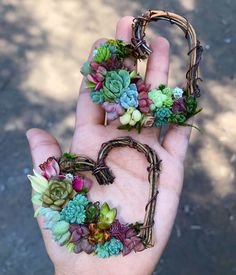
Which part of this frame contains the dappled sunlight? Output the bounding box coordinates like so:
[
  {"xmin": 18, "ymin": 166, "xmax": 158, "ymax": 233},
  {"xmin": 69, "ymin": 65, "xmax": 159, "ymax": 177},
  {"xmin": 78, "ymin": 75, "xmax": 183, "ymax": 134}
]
[
  {"xmin": 21, "ymin": 51, "xmax": 83, "ymax": 100},
  {"xmin": 190, "ymin": 78, "xmax": 236, "ymax": 198},
  {"xmin": 199, "ymin": 140, "xmax": 235, "ymax": 197},
  {"xmin": 180, "ymin": 0, "xmax": 196, "ymax": 11},
  {"xmin": 16, "ymin": 0, "xmax": 123, "ymax": 101}
]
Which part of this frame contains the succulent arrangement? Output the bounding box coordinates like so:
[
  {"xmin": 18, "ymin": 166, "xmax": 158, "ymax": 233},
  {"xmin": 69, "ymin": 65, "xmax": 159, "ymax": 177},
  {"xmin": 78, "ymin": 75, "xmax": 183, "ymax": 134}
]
[
  {"xmin": 28, "ymin": 154, "xmax": 146, "ymax": 258},
  {"xmin": 28, "ymin": 9, "xmax": 203, "ymax": 261},
  {"xmin": 81, "ymin": 39, "xmax": 202, "ymax": 131}
]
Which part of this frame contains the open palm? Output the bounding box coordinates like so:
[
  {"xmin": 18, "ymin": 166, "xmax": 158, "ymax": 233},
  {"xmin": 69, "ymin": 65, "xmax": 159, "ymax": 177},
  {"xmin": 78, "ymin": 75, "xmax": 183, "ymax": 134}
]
[{"xmin": 27, "ymin": 17, "xmax": 192, "ymax": 275}]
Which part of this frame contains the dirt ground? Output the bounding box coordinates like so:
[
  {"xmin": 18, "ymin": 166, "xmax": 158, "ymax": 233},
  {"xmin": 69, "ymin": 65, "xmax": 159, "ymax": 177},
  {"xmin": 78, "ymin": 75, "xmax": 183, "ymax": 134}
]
[{"xmin": 0, "ymin": 0, "xmax": 235, "ymax": 274}]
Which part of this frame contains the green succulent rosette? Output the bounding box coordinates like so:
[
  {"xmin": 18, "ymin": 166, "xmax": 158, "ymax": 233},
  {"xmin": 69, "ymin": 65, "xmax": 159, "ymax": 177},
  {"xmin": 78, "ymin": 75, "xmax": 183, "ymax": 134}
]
[
  {"xmin": 102, "ymin": 70, "xmax": 130, "ymax": 101},
  {"xmin": 93, "ymin": 46, "xmax": 111, "ymax": 63},
  {"xmin": 42, "ymin": 178, "xmax": 75, "ymax": 211},
  {"xmin": 106, "ymin": 39, "xmax": 131, "ymax": 59}
]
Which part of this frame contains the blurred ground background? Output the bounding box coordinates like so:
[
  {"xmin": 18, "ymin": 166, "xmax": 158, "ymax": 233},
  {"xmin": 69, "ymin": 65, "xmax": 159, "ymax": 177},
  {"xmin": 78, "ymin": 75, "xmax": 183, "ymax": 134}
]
[{"xmin": 0, "ymin": 0, "xmax": 236, "ymax": 274}]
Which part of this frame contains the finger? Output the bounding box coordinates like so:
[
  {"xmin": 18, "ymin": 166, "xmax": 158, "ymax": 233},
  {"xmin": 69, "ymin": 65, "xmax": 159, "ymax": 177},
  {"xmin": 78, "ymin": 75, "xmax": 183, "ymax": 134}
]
[
  {"xmin": 26, "ymin": 128, "xmax": 61, "ymax": 169},
  {"xmin": 144, "ymin": 37, "xmax": 170, "ymax": 140},
  {"xmin": 145, "ymin": 36, "xmax": 170, "ymax": 88},
  {"xmin": 75, "ymin": 38, "xmax": 107, "ymax": 128},
  {"xmin": 115, "ymin": 16, "xmax": 136, "ymax": 71},
  {"xmin": 107, "ymin": 16, "xmax": 135, "ymax": 127},
  {"xmin": 162, "ymin": 118, "xmax": 193, "ymax": 162}
]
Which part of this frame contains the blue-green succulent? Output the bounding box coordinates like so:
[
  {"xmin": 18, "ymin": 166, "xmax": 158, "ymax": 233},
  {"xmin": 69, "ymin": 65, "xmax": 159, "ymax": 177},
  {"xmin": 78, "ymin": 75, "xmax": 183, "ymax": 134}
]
[
  {"xmin": 80, "ymin": 61, "xmax": 92, "ymax": 76},
  {"xmin": 90, "ymin": 90, "xmax": 105, "ymax": 104},
  {"xmin": 60, "ymin": 194, "xmax": 89, "ymax": 224},
  {"xmin": 40, "ymin": 207, "xmax": 61, "ymax": 229},
  {"xmin": 102, "ymin": 70, "xmax": 130, "ymax": 101},
  {"xmin": 96, "ymin": 238, "xmax": 123, "ymax": 258},
  {"xmin": 51, "ymin": 220, "xmax": 71, "ymax": 246},
  {"xmin": 154, "ymin": 107, "xmax": 173, "ymax": 128},
  {"xmin": 120, "ymin": 84, "xmax": 139, "ymax": 109},
  {"xmin": 40, "ymin": 208, "xmax": 71, "ymax": 246}
]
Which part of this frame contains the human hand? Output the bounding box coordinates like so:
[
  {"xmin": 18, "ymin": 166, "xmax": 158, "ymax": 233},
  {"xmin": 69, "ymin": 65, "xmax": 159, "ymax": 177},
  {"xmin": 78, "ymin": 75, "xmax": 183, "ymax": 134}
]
[{"xmin": 26, "ymin": 16, "xmax": 192, "ymax": 275}]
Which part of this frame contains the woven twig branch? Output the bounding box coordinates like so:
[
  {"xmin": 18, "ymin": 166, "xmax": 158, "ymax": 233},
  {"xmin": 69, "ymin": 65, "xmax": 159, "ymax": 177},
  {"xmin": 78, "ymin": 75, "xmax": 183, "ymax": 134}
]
[
  {"xmin": 131, "ymin": 10, "xmax": 203, "ymax": 98},
  {"xmin": 59, "ymin": 136, "xmax": 161, "ymax": 247}
]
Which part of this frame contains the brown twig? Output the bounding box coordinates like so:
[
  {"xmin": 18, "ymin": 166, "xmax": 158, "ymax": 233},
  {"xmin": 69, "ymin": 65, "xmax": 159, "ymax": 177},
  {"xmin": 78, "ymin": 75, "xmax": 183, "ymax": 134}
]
[{"xmin": 131, "ymin": 10, "xmax": 203, "ymax": 98}]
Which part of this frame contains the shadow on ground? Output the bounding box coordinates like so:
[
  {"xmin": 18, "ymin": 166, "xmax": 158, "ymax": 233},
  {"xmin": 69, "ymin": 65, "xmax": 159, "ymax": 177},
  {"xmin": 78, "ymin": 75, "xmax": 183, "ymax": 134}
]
[{"xmin": 0, "ymin": 0, "xmax": 235, "ymax": 274}]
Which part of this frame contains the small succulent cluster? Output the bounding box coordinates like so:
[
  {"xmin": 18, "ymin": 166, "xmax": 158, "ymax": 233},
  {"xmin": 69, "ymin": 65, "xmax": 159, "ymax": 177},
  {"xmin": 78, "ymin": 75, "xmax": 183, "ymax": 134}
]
[
  {"xmin": 28, "ymin": 154, "xmax": 146, "ymax": 258},
  {"xmin": 81, "ymin": 40, "xmax": 202, "ymax": 131}
]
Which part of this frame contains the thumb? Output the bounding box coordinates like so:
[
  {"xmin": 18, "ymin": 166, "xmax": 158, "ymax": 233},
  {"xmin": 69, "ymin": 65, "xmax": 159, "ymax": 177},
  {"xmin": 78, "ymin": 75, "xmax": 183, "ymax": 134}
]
[
  {"xmin": 26, "ymin": 128, "xmax": 61, "ymax": 169},
  {"xmin": 26, "ymin": 128, "xmax": 62, "ymax": 250}
]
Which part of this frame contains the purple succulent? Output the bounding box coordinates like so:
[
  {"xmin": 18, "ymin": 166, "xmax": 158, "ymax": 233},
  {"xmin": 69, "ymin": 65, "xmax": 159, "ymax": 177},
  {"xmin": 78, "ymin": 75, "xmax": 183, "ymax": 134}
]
[
  {"xmin": 102, "ymin": 102, "xmax": 125, "ymax": 121},
  {"xmin": 122, "ymin": 228, "xmax": 145, "ymax": 256},
  {"xmin": 110, "ymin": 220, "xmax": 129, "ymax": 242},
  {"xmin": 69, "ymin": 224, "xmax": 96, "ymax": 254},
  {"xmin": 74, "ymin": 238, "xmax": 96, "ymax": 254},
  {"xmin": 110, "ymin": 220, "xmax": 146, "ymax": 256},
  {"xmin": 172, "ymin": 97, "xmax": 187, "ymax": 113},
  {"xmin": 69, "ymin": 224, "xmax": 89, "ymax": 241}
]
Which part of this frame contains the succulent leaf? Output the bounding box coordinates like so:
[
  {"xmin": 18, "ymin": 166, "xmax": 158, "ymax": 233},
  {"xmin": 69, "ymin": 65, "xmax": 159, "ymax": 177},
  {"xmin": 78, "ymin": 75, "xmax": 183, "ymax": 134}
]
[
  {"xmin": 57, "ymin": 231, "xmax": 71, "ymax": 246},
  {"xmin": 98, "ymin": 203, "xmax": 117, "ymax": 230},
  {"xmin": 93, "ymin": 47, "xmax": 111, "ymax": 63},
  {"xmin": 66, "ymin": 242, "xmax": 76, "ymax": 253},
  {"xmin": 28, "ymin": 169, "xmax": 49, "ymax": 194}
]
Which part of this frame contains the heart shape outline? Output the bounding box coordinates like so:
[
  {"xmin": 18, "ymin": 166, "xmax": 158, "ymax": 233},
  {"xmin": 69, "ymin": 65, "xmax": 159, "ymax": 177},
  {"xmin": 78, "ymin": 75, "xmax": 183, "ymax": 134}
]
[{"xmin": 59, "ymin": 136, "xmax": 161, "ymax": 247}]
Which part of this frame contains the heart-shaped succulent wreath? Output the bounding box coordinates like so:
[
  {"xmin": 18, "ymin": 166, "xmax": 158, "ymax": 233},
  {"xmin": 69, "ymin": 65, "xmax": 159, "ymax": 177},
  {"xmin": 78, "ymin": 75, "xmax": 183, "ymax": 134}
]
[
  {"xmin": 81, "ymin": 10, "xmax": 203, "ymax": 131},
  {"xmin": 29, "ymin": 137, "xmax": 161, "ymax": 258},
  {"xmin": 29, "ymin": 10, "xmax": 203, "ymax": 258}
]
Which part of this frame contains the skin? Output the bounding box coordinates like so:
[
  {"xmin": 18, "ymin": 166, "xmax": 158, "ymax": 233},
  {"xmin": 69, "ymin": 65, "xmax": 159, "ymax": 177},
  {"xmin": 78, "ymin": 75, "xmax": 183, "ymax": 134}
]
[{"xmin": 26, "ymin": 17, "xmax": 193, "ymax": 275}]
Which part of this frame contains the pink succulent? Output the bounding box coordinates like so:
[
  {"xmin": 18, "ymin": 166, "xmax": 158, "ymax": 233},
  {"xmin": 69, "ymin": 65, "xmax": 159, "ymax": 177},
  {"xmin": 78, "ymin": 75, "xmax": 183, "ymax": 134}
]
[
  {"xmin": 135, "ymin": 79, "xmax": 152, "ymax": 113},
  {"xmin": 102, "ymin": 102, "xmax": 125, "ymax": 121},
  {"xmin": 136, "ymin": 78, "xmax": 151, "ymax": 94},
  {"xmin": 138, "ymin": 92, "xmax": 153, "ymax": 113},
  {"xmin": 39, "ymin": 157, "xmax": 60, "ymax": 179},
  {"xmin": 141, "ymin": 115, "xmax": 155, "ymax": 128},
  {"xmin": 90, "ymin": 61, "xmax": 99, "ymax": 70},
  {"xmin": 87, "ymin": 73, "xmax": 104, "ymax": 91},
  {"xmin": 87, "ymin": 64, "xmax": 107, "ymax": 91},
  {"xmin": 72, "ymin": 176, "xmax": 92, "ymax": 193}
]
